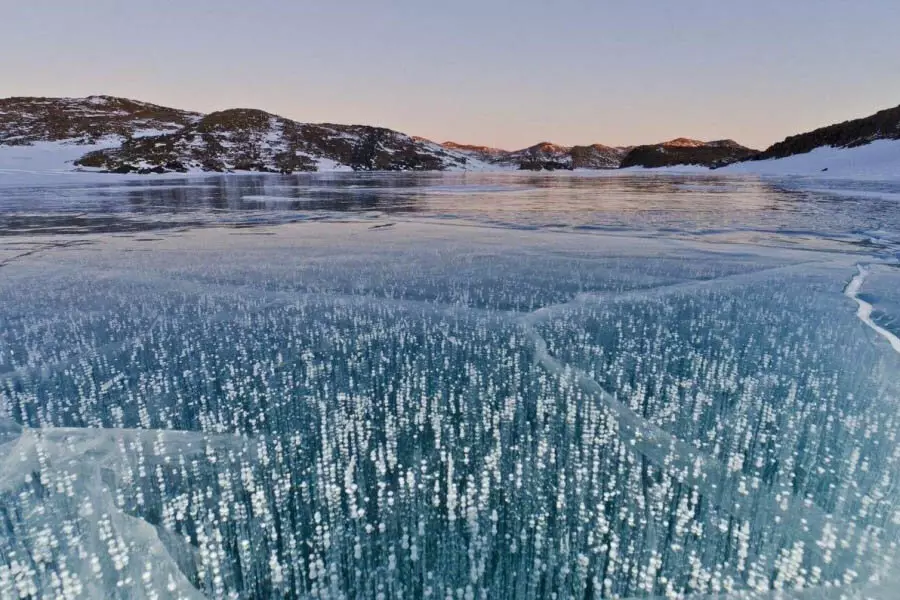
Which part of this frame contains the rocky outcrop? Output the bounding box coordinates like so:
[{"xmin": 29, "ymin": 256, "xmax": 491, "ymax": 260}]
[
  {"xmin": 74, "ymin": 108, "xmax": 479, "ymax": 174},
  {"xmin": 569, "ymin": 144, "xmax": 629, "ymax": 169},
  {"xmin": 504, "ymin": 142, "xmax": 574, "ymax": 170},
  {"xmin": 751, "ymin": 104, "xmax": 900, "ymax": 161},
  {"xmin": 0, "ymin": 96, "xmax": 201, "ymax": 146},
  {"xmin": 437, "ymin": 141, "xmax": 508, "ymax": 163},
  {"xmin": 620, "ymin": 139, "xmax": 757, "ymax": 168},
  {"xmin": 439, "ymin": 141, "xmax": 627, "ymax": 170}
]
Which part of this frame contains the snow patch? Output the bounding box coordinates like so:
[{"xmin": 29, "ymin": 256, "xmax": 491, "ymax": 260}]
[
  {"xmin": 722, "ymin": 139, "xmax": 900, "ymax": 179},
  {"xmin": 0, "ymin": 140, "xmax": 119, "ymax": 173},
  {"xmin": 315, "ymin": 157, "xmax": 354, "ymax": 172}
]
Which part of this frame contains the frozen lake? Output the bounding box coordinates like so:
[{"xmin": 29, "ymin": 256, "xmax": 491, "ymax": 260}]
[{"xmin": 1, "ymin": 172, "xmax": 899, "ymax": 599}]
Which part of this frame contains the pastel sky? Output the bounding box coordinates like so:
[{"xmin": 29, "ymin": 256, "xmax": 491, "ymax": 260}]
[{"xmin": 2, "ymin": 0, "xmax": 899, "ymax": 150}]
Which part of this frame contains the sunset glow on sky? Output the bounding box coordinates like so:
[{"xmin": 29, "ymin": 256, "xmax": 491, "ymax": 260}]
[{"xmin": 2, "ymin": 0, "xmax": 899, "ymax": 150}]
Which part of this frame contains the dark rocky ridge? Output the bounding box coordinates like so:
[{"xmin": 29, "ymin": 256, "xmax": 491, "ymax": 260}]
[
  {"xmin": 570, "ymin": 144, "xmax": 629, "ymax": 169},
  {"xmin": 506, "ymin": 142, "xmax": 576, "ymax": 171},
  {"xmin": 751, "ymin": 104, "xmax": 900, "ymax": 161},
  {"xmin": 620, "ymin": 139, "xmax": 758, "ymax": 169},
  {"xmin": 440, "ymin": 140, "xmax": 627, "ymax": 170},
  {"xmin": 8, "ymin": 94, "xmax": 895, "ymax": 173}
]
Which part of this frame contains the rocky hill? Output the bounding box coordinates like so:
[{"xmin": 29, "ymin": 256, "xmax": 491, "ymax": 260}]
[
  {"xmin": 2, "ymin": 94, "xmax": 776, "ymax": 174},
  {"xmin": 569, "ymin": 144, "xmax": 629, "ymax": 169},
  {"xmin": 76, "ymin": 108, "xmax": 481, "ymax": 174},
  {"xmin": 620, "ymin": 138, "xmax": 757, "ymax": 168},
  {"xmin": 503, "ymin": 142, "xmax": 575, "ymax": 170},
  {"xmin": 439, "ymin": 140, "xmax": 627, "ymax": 170},
  {"xmin": 435, "ymin": 141, "xmax": 508, "ymax": 163},
  {"xmin": 749, "ymin": 104, "xmax": 900, "ymax": 161},
  {"xmin": 0, "ymin": 96, "xmax": 486, "ymax": 173},
  {"xmin": 0, "ymin": 95, "xmax": 201, "ymax": 145}
]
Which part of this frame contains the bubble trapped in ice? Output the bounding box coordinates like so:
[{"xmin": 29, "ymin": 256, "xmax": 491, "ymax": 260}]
[{"xmin": 1, "ymin": 180, "xmax": 900, "ymax": 599}]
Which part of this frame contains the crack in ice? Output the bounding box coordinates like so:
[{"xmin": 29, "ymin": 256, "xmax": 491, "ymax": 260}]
[
  {"xmin": 844, "ymin": 264, "xmax": 900, "ymax": 355},
  {"xmin": 0, "ymin": 424, "xmax": 256, "ymax": 598},
  {"xmin": 517, "ymin": 273, "xmax": 897, "ymax": 584}
]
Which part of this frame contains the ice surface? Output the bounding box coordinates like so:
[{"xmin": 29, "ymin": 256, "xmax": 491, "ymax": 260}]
[
  {"xmin": 1, "ymin": 174, "xmax": 899, "ymax": 599},
  {"xmin": 0, "ymin": 127, "xmax": 192, "ymax": 176}
]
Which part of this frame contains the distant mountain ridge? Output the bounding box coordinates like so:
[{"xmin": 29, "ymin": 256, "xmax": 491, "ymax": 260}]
[
  {"xmin": 0, "ymin": 97, "xmax": 485, "ymax": 174},
  {"xmin": 0, "ymin": 95, "xmax": 662, "ymax": 173},
  {"xmin": 438, "ymin": 140, "xmax": 628, "ymax": 170},
  {"xmin": 1, "ymin": 95, "xmax": 898, "ymax": 174},
  {"xmin": 620, "ymin": 138, "xmax": 758, "ymax": 168}
]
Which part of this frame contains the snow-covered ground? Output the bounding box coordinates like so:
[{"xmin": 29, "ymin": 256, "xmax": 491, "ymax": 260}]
[
  {"xmin": 0, "ymin": 127, "xmax": 186, "ymax": 175},
  {"xmin": 0, "ymin": 139, "xmax": 118, "ymax": 173},
  {"xmin": 313, "ymin": 157, "xmax": 354, "ymax": 172},
  {"xmin": 720, "ymin": 139, "xmax": 900, "ymax": 179},
  {"xmin": 615, "ymin": 140, "xmax": 900, "ymax": 180}
]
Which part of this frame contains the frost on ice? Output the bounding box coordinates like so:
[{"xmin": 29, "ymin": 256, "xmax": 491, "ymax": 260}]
[{"xmin": 1, "ymin": 222, "xmax": 899, "ymax": 599}]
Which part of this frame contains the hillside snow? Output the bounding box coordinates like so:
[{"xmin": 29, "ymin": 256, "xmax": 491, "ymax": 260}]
[{"xmin": 721, "ymin": 139, "xmax": 900, "ymax": 179}]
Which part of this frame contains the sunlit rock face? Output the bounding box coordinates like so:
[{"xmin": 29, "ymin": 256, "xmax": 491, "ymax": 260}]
[
  {"xmin": 1, "ymin": 179, "xmax": 899, "ymax": 599},
  {"xmin": 620, "ymin": 139, "xmax": 757, "ymax": 169}
]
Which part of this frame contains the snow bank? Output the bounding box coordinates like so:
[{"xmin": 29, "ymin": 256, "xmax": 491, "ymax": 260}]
[
  {"xmin": 721, "ymin": 139, "xmax": 900, "ymax": 179},
  {"xmin": 0, "ymin": 140, "xmax": 118, "ymax": 173},
  {"xmin": 314, "ymin": 157, "xmax": 354, "ymax": 172},
  {"xmin": 0, "ymin": 128, "xmax": 180, "ymax": 175}
]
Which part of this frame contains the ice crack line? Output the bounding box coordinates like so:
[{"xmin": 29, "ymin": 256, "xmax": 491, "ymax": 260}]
[
  {"xmin": 0, "ymin": 239, "xmax": 93, "ymax": 269},
  {"xmin": 527, "ymin": 259, "xmax": 839, "ymax": 325},
  {"xmin": 844, "ymin": 264, "xmax": 900, "ymax": 355},
  {"xmin": 517, "ymin": 300, "xmax": 885, "ymax": 575},
  {"xmin": 0, "ymin": 426, "xmax": 257, "ymax": 597}
]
